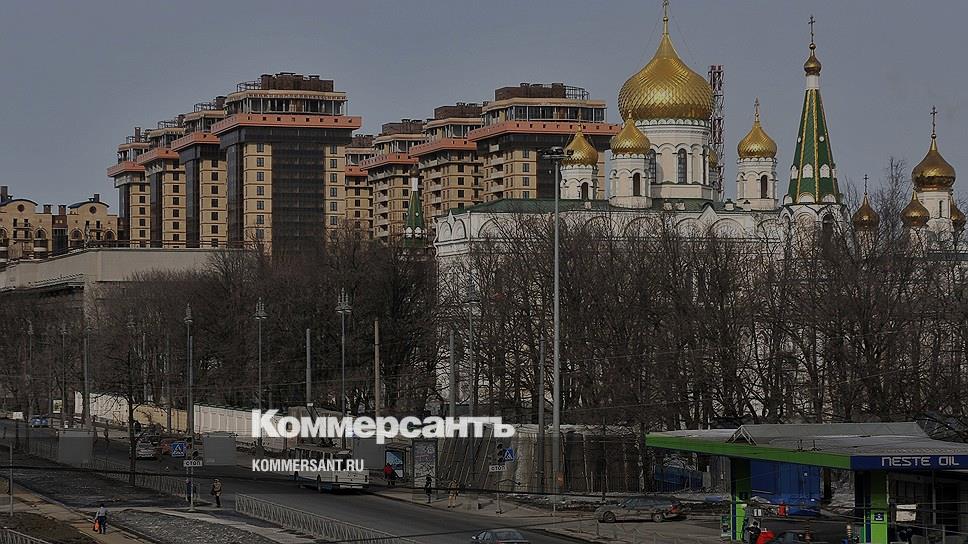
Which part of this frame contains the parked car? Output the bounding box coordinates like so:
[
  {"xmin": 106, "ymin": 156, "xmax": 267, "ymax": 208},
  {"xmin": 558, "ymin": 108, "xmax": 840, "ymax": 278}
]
[
  {"xmin": 766, "ymin": 530, "xmax": 809, "ymax": 543},
  {"xmin": 132, "ymin": 440, "xmax": 159, "ymax": 460},
  {"xmin": 29, "ymin": 415, "xmax": 50, "ymax": 428},
  {"xmin": 596, "ymin": 496, "xmax": 685, "ymax": 523},
  {"xmin": 470, "ymin": 529, "xmax": 529, "ymax": 543}
]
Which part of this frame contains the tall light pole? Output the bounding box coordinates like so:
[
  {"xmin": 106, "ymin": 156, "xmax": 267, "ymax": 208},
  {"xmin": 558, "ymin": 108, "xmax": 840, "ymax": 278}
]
[
  {"xmin": 83, "ymin": 323, "xmax": 90, "ymax": 429},
  {"xmin": 463, "ymin": 275, "xmax": 480, "ymax": 500},
  {"xmin": 336, "ymin": 289, "xmax": 352, "ymax": 448},
  {"xmin": 59, "ymin": 322, "xmax": 66, "ymax": 428},
  {"xmin": 541, "ymin": 146, "xmax": 568, "ymax": 509},
  {"xmin": 183, "ymin": 304, "xmax": 194, "ymax": 512},
  {"xmin": 254, "ymin": 298, "xmax": 267, "ymax": 454},
  {"xmin": 25, "ymin": 321, "xmax": 33, "ymax": 451}
]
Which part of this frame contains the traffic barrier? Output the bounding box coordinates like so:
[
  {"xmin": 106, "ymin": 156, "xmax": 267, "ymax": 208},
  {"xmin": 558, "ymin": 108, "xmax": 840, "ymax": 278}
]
[
  {"xmin": 0, "ymin": 529, "xmax": 52, "ymax": 544},
  {"xmin": 235, "ymin": 493, "xmax": 418, "ymax": 543}
]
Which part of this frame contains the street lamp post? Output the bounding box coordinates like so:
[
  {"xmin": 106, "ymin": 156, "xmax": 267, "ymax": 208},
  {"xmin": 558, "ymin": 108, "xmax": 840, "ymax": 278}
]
[
  {"xmin": 336, "ymin": 289, "xmax": 352, "ymax": 449},
  {"xmin": 24, "ymin": 322, "xmax": 34, "ymax": 451},
  {"xmin": 541, "ymin": 146, "xmax": 569, "ymax": 511},
  {"xmin": 463, "ymin": 276, "xmax": 480, "ymax": 501},
  {"xmin": 59, "ymin": 322, "xmax": 66, "ymax": 429},
  {"xmin": 83, "ymin": 323, "xmax": 90, "ymax": 429},
  {"xmin": 183, "ymin": 304, "xmax": 194, "ymax": 512},
  {"xmin": 254, "ymin": 298, "xmax": 267, "ymax": 454}
]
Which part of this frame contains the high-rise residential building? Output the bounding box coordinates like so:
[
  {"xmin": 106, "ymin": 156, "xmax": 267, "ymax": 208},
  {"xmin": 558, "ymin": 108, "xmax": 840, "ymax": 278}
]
[
  {"xmin": 107, "ymin": 127, "xmax": 150, "ymax": 247},
  {"xmin": 211, "ymin": 73, "xmax": 362, "ymax": 252},
  {"xmin": 345, "ymin": 134, "xmax": 375, "ymax": 236},
  {"xmin": 411, "ymin": 103, "xmax": 483, "ymax": 230},
  {"xmin": 172, "ymin": 97, "xmax": 228, "ymax": 248},
  {"xmin": 362, "ymin": 119, "xmax": 426, "ymax": 240},
  {"xmin": 470, "ymin": 83, "xmax": 616, "ymax": 201},
  {"xmin": 137, "ymin": 117, "xmax": 187, "ymax": 248}
]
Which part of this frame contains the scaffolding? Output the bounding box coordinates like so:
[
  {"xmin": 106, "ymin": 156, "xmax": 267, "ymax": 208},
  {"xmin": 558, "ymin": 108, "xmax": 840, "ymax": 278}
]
[{"xmin": 708, "ymin": 65, "xmax": 725, "ymax": 196}]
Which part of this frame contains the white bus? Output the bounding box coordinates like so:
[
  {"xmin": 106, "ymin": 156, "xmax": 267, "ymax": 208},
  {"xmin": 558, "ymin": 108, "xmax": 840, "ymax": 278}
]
[{"xmin": 289, "ymin": 444, "xmax": 369, "ymax": 492}]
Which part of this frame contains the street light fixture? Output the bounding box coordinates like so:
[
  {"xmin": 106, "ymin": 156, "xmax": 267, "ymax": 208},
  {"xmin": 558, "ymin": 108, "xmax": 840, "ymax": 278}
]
[
  {"xmin": 540, "ymin": 145, "xmax": 569, "ymax": 510},
  {"xmin": 183, "ymin": 304, "xmax": 195, "ymax": 512},
  {"xmin": 336, "ymin": 289, "xmax": 352, "ymax": 448},
  {"xmin": 254, "ymin": 297, "xmax": 267, "ymax": 454},
  {"xmin": 59, "ymin": 322, "xmax": 66, "ymax": 429},
  {"xmin": 463, "ymin": 275, "xmax": 480, "ymax": 503}
]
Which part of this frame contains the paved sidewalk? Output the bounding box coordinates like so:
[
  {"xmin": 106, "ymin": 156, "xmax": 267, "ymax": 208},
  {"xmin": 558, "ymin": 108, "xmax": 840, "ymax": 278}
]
[
  {"xmin": 129, "ymin": 507, "xmax": 314, "ymax": 544},
  {"xmin": 11, "ymin": 488, "xmax": 153, "ymax": 544}
]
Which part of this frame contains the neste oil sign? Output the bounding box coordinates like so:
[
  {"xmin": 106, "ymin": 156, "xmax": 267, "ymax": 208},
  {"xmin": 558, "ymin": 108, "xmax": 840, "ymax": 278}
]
[{"xmin": 850, "ymin": 455, "xmax": 968, "ymax": 470}]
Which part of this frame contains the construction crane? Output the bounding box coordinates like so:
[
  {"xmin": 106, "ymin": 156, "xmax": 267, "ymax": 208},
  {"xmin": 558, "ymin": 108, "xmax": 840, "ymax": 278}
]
[{"xmin": 708, "ymin": 65, "xmax": 725, "ymax": 198}]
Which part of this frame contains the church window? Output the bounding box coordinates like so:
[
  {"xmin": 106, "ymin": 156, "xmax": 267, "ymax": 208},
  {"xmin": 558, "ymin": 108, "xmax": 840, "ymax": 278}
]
[
  {"xmin": 820, "ymin": 164, "xmax": 830, "ymax": 178},
  {"xmin": 677, "ymin": 149, "xmax": 687, "ymax": 184},
  {"xmin": 760, "ymin": 175, "xmax": 769, "ymax": 199},
  {"xmin": 647, "ymin": 151, "xmax": 657, "ymax": 183},
  {"xmin": 702, "ymin": 150, "xmax": 707, "ymax": 184},
  {"xmin": 633, "ymin": 173, "xmax": 641, "ymax": 196},
  {"xmin": 802, "ymin": 164, "xmax": 813, "ymax": 178},
  {"xmin": 580, "ymin": 183, "xmax": 590, "ymax": 200}
]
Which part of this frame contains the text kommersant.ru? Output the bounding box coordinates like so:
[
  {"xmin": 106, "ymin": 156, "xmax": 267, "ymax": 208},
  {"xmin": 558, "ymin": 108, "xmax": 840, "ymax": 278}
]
[{"xmin": 251, "ymin": 410, "xmax": 516, "ymax": 444}]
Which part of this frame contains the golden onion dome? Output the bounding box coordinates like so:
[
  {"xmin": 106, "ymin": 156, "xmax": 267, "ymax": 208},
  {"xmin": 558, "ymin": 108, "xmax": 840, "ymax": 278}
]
[
  {"xmin": 912, "ymin": 133, "xmax": 956, "ymax": 191},
  {"xmin": 708, "ymin": 147, "xmax": 719, "ymax": 166},
  {"xmin": 804, "ymin": 42, "xmax": 822, "ymax": 75},
  {"xmin": 851, "ymin": 193, "xmax": 879, "ymax": 231},
  {"xmin": 737, "ymin": 99, "xmax": 777, "ymax": 159},
  {"xmin": 562, "ymin": 128, "xmax": 598, "ymax": 166},
  {"xmin": 901, "ymin": 191, "xmax": 930, "ymax": 228},
  {"xmin": 617, "ymin": 10, "xmax": 713, "ymax": 121},
  {"xmin": 610, "ymin": 119, "xmax": 651, "ymax": 155},
  {"xmin": 951, "ymin": 198, "xmax": 966, "ymax": 231}
]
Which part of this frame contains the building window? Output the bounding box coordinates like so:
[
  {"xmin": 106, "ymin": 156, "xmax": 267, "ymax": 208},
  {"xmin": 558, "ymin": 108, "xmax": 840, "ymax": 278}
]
[
  {"xmin": 212, "ymin": 185, "xmax": 219, "ymax": 194},
  {"xmin": 330, "ymin": 216, "xmax": 338, "ymax": 226},
  {"xmin": 211, "ymin": 160, "xmax": 218, "ymax": 168},
  {"xmin": 760, "ymin": 175, "xmax": 769, "ymax": 199},
  {"xmin": 211, "ymin": 225, "xmax": 219, "ymax": 234},
  {"xmin": 139, "ymin": 183, "xmax": 146, "ymax": 191},
  {"xmin": 330, "ymin": 159, "xmax": 338, "ymax": 168},
  {"xmin": 355, "ymin": 188, "xmax": 361, "ymax": 196},
  {"xmin": 647, "ymin": 151, "xmax": 657, "ymax": 183},
  {"xmin": 580, "ymin": 184, "xmax": 590, "ymax": 200},
  {"xmin": 355, "ymin": 199, "xmax": 361, "ymax": 206},
  {"xmin": 139, "ymin": 196, "xmax": 146, "ymax": 203},
  {"xmin": 523, "ymin": 191, "xmax": 530, "ymax": 198},
  {"xmin": 173, "ymin": 184, "xmax": 180, "ymax": 193},
  {"xmin": 173, "ymin": 172, "xmax": 180, "ymax": 181},
  {"xmin": 677, "ymin": 149, "xmax": 687, "ymax": 184},
  {"xmin": 257, "ymin": 200, "xmax": 264, "ymax": 210},
  {"xmin": 173, "ymin": 221, "xmax": 180, "ymax": 230},
  {"xmin": 256, "ymin": 171, "xmax": 264, "ymax": 182},
  {"xmin": 355, "ymin": 210, "xmax": 361, "ymax": 218},
  {"xmin": 457, "ymin": 190, "xmax": 465, "ymax": 198},
  {"xmin": 211, "ymin": 212, "xmax": 219, "ymax": 220},
  {"xmin": 522, "ymin": 163, "xmax": 530, "ymax": 173},
  {"xmin": 522, "ymin": 149, "xmax": 530, "ymax": 158},
  {"xmin": 256, "ymin": 157, "xmax": 265, "ymax": 167},
  {"xmin": 173, "ymin": 197, "xmax": 180, "ymax": 205},
  {"xmin": 330, "ymin": 187, "xmax": 338, "ymax": 197},
  {"xmin": 457, "ymin": 177, "xmax": 465, "ymax": 185},
  {"xmin": 211, "ymin": 171, "xmax": 219, "ymax": 181},
  {"xmin": 256, "ymin": 186, "xmax": 264, "ymax": 196},
  {"xmin": 330, "ymin": 173, "xmax": 337, "ymax": 182},
  {"xmin": 139, "ymin": 219, "xmax": 146, "ymax": 227},
  {"xmin": 211, "ymin": 198, "xmax": 218, "ymax": 207},
  {"xmin": 139, "ymin": 207, "xmax": 146, "ymax": 214},
  {"xmin": 256, "ymin": 228, "xmax": 264, "ymax": 239},
  {"xmin": 173, "ymin": 233, "xmax": 180, "ymax": 241},
  {"xmin": 330, "ymin": 202, "xmax": 338, "ymax": 211},
  {"xmin": 458, "ymin": 164, "xmax": 465, "ymax": 173},
  {"xmin": 256, "ymin": 215, "xmax": 264, "ymax": 225},
  {"xmin": 523, "ymin": 176, "xmax": 530, "ymax": 187},
  {"xmin": 256, "ymin": 143, "xmax": 264, "ymax": 152},
  {"xmin": 140, "ymin": 229, "xmax": 146, "ymax": 237},
  {"xmin": 173, "ymin": 209, "xmax": 179, "ymax": 218},
  {"xmin": 633, "ymin": 173, "xmax": 641, "ymax": 196},
  {"xmin": 330, "ymin": 145, "xmax": 338, "ymax": 154}
]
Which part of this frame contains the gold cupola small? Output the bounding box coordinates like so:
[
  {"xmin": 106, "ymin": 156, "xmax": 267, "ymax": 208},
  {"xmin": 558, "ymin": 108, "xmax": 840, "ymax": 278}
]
[
  {"xmin": 737, "ymin": 98, "xmax": 777, "ymax": 159},
  {"xmin": 610, "ymin": 119, "xmax": 651, "ymax": 156},
  {"xmin": 951, "ymin": 197, "xmax": 966, "ymax": 231},
  {"xmin": 562, "ymin": 127, "xmax": 599, "ymax": 167},
  {"xmin": 913, "ymin": 107, "xmax": 956, "ymax": 192},
  {"xmin": 901, "ymin": 191, "xmax": 930, "ymax": 228}
]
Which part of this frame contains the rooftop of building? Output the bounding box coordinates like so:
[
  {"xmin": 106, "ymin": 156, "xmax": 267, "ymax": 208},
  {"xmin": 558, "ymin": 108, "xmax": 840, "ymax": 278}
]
[
  {"xmin": 67, "ymin": 193, "xmax": 106, "ymax": 209},
  {"xmin": 235, "ymin": 72, "xmax": 335, "ymax": 93},
  {"xmin": 453, "ymin": 197, "xmax": 744, "ymax": 216},
  {"xmin": 492, "ymin": 82, "xmax": 589, "ymax": 101},
  {"xmin": 380, "ymin": 119, "xmax": 425, "ymax": 135},
  {"xmin": 349, "ymin": 134, "xmax": 375, "ymax": 148},
  {"xmin": 433, "ymin": 103, "xmax": 482, "ymax": 119}
]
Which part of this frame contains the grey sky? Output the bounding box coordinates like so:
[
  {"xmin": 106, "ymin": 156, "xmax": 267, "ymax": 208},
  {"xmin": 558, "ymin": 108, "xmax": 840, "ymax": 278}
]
[{"xmin": 1, "ymin": 0, "xmax": 965, "ymax": 208}]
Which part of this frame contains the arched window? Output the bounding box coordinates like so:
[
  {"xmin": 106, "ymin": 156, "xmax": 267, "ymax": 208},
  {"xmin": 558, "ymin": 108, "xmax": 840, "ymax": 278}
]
[
  {"xmin": 702, "ymin": 149, "xmax": 707, "ymax": 185},
  {"xmin": 677, "ymin": 149, "xmax": 687, "ymax": 184},
  {"xmin": 760, "ymin": 175, "xmax": 769, "ymax": 199},
  {"xmin": 580, "ymin": 183, "xmax": 590, "ymax": 200},
  {"xmin": 71, "ymin": 230, "xmax": 82, "ymax": 240},
  {"xmin": 647, "ymin": 150, "xmax": 657, "ymax": 183},
  {"xmin": 36, "ymin": 229, "xmax": 46, "ymax": 239},
  {"xmin": 632, "ymin": 173, "xmax": 641, "ymax": 196}
]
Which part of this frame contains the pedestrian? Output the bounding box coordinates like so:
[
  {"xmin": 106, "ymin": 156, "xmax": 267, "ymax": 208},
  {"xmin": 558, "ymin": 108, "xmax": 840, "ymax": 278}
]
[
  {"xmin": 383, "ymin": 463, "xmax": 395, "ymax": 487},
  {"xmin": 447, "ymin": 479, "xmax": 459, "ymax": 508},
  {"xmin": 424, "ymin": 475, "xmax": 433, "ymax": 504},
  {"xmin": 93, "ymin": 503, "xmax": 107, "ymax": 534},
  {"xmin": 211, "ymin": 479, "xmax": 223, "ymax": 508}
]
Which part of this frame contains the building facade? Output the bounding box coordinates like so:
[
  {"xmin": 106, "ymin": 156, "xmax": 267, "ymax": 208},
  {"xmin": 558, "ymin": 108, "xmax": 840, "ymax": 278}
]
[
  {"xmin": 171, "ymin": 97, "xmax": 228, "ymax": 248},
  {"xmin": 107, "ymin": 127, "xmax": 150, "ymax": 247},
  {"xmin": 363, "ymin": 119, "xmax": 426, "ymax": 240},
  {"xmin": 345, "ymin": 134, "xmax": 375, "ymax": 236},
  {"xmin": 138, "ymin": 118, "xmax": 187, "ymax": 248}
]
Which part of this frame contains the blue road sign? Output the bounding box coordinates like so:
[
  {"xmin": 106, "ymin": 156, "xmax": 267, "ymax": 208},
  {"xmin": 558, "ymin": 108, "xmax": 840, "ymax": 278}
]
[
  {"xmin": 501, "ymin": 448, "xmax": 515, "ymax": 462},
  {"xmin": 171, "ymin": 441, "xmax": 187, "ymax": 458}
]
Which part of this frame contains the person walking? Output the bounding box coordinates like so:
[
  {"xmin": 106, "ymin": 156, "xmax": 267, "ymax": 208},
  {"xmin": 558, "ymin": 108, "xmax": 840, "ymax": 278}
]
[
  {"xmin": 210, "ymin": 479, "xmax": 223, "ymax": 508},
  {"xmin": 93, "ymin": 503, "xmax": 107, "ymax": 534},
  {"xmin": 447, "ymin": 479, "xmax": 459, "ymax": 508},
  {"xmin": 424, "ymin": 475, "xmax": 433, "ymax": 504},
  {"xmin": 383, "ymin": 463, "xmax": 395, "ymax": 487}
]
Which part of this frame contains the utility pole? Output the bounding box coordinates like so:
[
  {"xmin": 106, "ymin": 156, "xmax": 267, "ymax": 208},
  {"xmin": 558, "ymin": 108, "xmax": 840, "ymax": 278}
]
[
  {"xmin": 59, "ymin": 322, "xmax": 67, "ymax": 428},
  {"xmin": 83, "ymin": 324, "xmax": 90, "ymax": 429},
  {"xmin": 336, "ymin": 289, "xmax": 352, "ymax": 449},
  {"xmin": 374, "ymin": 319, "xmax": 380, "ymax": 418},
  {"xmin": 183, "ymin": 305, "xmax": 193, "ymax": 440},
  {"xmin": 538, "ymin": 338, "xmax": 545, "ymax": 494},
  {"xmin": 254, "ymin": 298, "xmax": 267, "ymax": 455},
  {"xmin": 165, "ymin": 335, "xmax": 171, "ymax": 434},
  {"xmin": 305, "ymin": 329, "xmax": 312, "ymax": 406},
  {"xmin": 448, "ymin": 329, "xmax": 456, "ymax": 418}
]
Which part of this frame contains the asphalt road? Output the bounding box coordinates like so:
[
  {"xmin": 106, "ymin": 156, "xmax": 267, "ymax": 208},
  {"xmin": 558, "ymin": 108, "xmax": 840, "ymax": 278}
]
[{"xmin": 4, "ymin": 421, "xmax": 588, "ymax": 544}]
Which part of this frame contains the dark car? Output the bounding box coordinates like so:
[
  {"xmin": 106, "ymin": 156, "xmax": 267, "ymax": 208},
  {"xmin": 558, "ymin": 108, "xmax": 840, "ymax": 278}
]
[
  {"xmin": 767, "ymin": 530, "xmax": 809, "ymax": 543},
  {"xmin": 595, "ymin": 496, "xmax": 684, "ymax": 523},
  {"xmin": 470, "ymin": 528, "xmax": 529, "ymax": 543}
]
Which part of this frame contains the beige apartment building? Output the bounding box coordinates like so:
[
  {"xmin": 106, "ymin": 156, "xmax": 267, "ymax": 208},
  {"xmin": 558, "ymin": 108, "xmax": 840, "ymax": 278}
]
[
  {"xmin": 211, "ymin": 73, "xmax": 361, "ymax": 252},
  {"xmin": 0, "ymin": 186, "xmax": 119, "ymax": 261},
  {"xmin": 410, "ymin": 103, "xmax": 483, "ymax": 231},
  {"xmin": 345, "ymin": 134, "xmax": 375, "ymax": 236},
  {"xmin": 107, "ymin": 127, "xmax": 150, "ymax": 247},
  {"xmin": 172, "ymin": 97, "xmax": 228, "ymax": 248},
  {"xmin": 471, "ymin": 83, "xmax": 617, "ymax": 201},
  {"xmin": 137, "ymin": 118, "xmax": 187, "ymax": 248},
  {"xmin": 363, "ymin": 119, "xmax": 426, "ymax": 240}
]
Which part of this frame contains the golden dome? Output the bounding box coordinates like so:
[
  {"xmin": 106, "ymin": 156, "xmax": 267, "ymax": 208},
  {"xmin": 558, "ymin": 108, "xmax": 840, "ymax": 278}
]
[
  {"xmin": 610, "ymin": 119, "xmax": 651, "ymax": 155},
  {"xmin": 708, "ymin": 147, "xmax": 719, "ymax": 166},
  {"xmin": 737, "ymin": 99, "xmax": 777, "ymax": 159},
  {"xmin": 951, "ymin": 198, "xmax": 966, "ymax": 231},
  {"xmin": 562, "ymin": 128, "xmax": 598, "ymax": 166},
  {"xmin": 804, "ymin": 43, "xmax": 822, "ymax": 76},
  {"xmin": 901, "ymin": 191, "xmax": 930, "ymax": 228},
  {"xmin": 912, "ymin": 133, "xmax": 956, "ymax": 191},
  {"xmin": 851, "ymin": 193, "xmax": 879, "ymax": 231},
  {"xmin": 617, "ymin": 9, "xmax": 713, "ymax": 121}
]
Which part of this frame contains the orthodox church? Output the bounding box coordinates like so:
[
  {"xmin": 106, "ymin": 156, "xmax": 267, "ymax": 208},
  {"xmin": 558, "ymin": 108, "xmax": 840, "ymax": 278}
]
[{"xmin": 433, "ymin": 4, "xmax": 963, "ymax": 261}]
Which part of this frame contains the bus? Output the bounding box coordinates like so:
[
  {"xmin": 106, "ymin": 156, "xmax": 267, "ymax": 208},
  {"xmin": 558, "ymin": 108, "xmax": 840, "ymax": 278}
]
[{"xmin": 289, "ymin": 444, "xmax": 369, "ymax": 492}]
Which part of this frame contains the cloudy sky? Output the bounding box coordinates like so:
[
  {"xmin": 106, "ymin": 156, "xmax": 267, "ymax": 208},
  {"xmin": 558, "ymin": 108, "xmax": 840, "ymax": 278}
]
[{"xmin": 1, "ymin": 0, "xmax": 965, "ymax": 207}]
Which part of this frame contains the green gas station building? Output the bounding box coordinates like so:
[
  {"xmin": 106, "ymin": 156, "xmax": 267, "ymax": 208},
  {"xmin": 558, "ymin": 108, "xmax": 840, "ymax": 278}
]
[{"xmin": 647, "ymin": 422, "xmax": 968, "ymax": 543}]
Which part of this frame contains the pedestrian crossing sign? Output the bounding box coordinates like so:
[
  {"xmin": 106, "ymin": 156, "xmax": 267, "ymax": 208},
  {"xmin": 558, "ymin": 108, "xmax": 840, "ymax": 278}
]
[
  {"xmin": 171, "ymin": 441, "xmax": 187, "ymax": 458},
  {"xmin": 501, "ymin": 448, "xmax": 515, "ymax": 462}
]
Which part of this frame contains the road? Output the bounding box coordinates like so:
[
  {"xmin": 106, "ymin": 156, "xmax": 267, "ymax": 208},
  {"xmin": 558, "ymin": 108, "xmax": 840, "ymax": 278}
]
[{"xmin": 4, "ymin": 421, "xmax": 589, "ymax": 543}]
